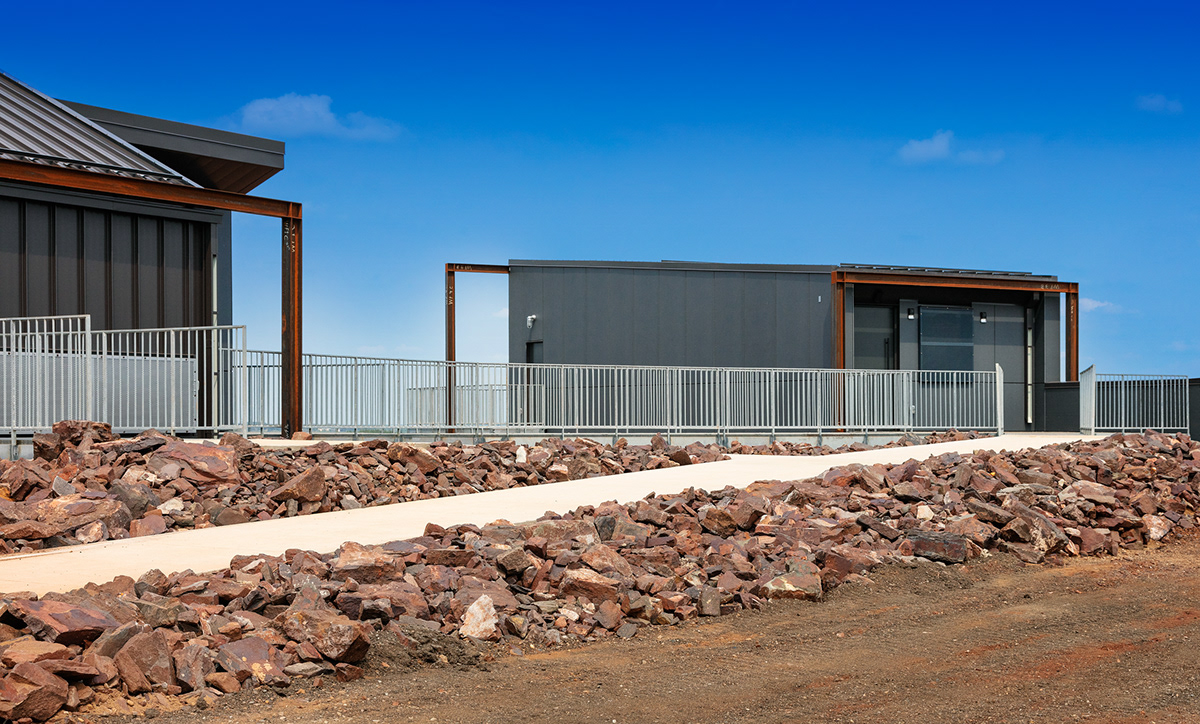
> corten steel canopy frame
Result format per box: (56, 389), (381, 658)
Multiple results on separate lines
(0, 158), (306, 437)
(444, 263), (510, 428)
(830, 268), (1080, 381)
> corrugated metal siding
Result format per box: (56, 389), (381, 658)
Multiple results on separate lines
(509, 265), (833, 368)
(0, 73), (191, 185)
(0, 194), (212, 329)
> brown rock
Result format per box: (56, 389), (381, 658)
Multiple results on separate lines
(697, 505), (737, 537)
(906, 531), (969, 563)
(269, 467), (327, 503)
(0, 520), (60, 540)
(129, 515), (168, 537)
(0, 639), (70, 667)
(278, 609), (371, 663)
(496, 548), (534, 575)
(758, 564), (823, 601)
(335, 662), (364, 682)
(147, 440), (240, 487)
(561, 568), (621, 604)
(215, 636), (288, 686)
(11, 599), (119, 645)
(594, 600), (623, 629)
(1, 661), (69, 721)
(204, 671), (242, 693)
(580, 543), (634, 578)
(173, 644), (216, 693)
(425, 548), (475, 567)
(332, 542), (399, 583)
(113, 630), (175, 688)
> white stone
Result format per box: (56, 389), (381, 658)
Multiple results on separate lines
(515, 446), (527, 464)
(1143, 514), (1172, 541)
(459, 594), (499, 640)
(159, 497), (186, 515)
(915, 504), (934, 520)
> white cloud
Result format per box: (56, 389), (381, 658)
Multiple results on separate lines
(897, 130), (1004, 165)
(492, 307), (509, 318)
(232, 93), (402, 140)
(1080, 297), (1118, 313)
(898, 130), (953, 163)
(1137, 94), (1183, 114)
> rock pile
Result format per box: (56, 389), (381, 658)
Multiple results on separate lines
(0, 422), (732, 556)
(726, 428), (988, 456)
(0, 430), (1193, 719)
(0, 421), (971, 557)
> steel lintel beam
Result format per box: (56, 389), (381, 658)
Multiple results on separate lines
(0, 158), (300, 218)
(833, 269), (1076, 294)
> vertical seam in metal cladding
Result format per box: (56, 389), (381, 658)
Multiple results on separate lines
(17, 199), (26, 317)
(48, 204), (56, 316)
(104, 212), (113, 329)
(75, 207), (85, 315)
(130, 215), (139, 328)
(157, 219), (165, 327)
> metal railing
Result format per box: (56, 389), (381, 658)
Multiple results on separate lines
(1080, 365), (1190, 434)
(1, 315), (248, 437)
(243, 352), (1006, 438)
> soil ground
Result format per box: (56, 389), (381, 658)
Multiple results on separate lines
(97, 537), (1200, 724)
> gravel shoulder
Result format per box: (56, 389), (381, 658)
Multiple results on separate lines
(107, 537), (1200, 724)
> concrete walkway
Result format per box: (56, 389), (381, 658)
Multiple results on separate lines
(2, 433), (1093, 595)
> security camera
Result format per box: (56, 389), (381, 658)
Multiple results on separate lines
(526, 315), (537, 329)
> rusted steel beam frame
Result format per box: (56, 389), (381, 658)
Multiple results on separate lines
(832, 269), (1074, 294)
(443, 263), (511, 429)
(446, 263), (510, 274)
(0, 158), (307, 437)
(832, 278), (846, 369)
(282, 218), (303, 437)
(1066, 289), (1079, 382)
(0, 158), (300, 218)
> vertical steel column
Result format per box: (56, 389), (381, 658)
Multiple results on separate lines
(281, 214), (303, 438)
(1066, 287), (1079, 382)
(445, 266), (456, 429)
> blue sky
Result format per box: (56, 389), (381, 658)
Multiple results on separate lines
(6, 1), (1199, 373)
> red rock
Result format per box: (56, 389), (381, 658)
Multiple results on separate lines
(425, 548), (476, 567)
(757, 567), (823, 601)
(0, 520), (60, 540)
(332, 542), (399, 583)
(214, 636), (288, 686)
(129, 515), (168, 537)
(594, 600), (623, 629)
(697, 506), (737, 537)
(0, 661), (69, 721)
(278, 609), (371, 663)
(269, 467), (327, 503)
(0, 639), (70, 667)
(335, 662), (364, 682)
(561, 568), (621, 604)
(204, 671), (242, 692)
(1076, 526), (1108, 556)
(173, 644), (216, 693)
(906, 531), (969, 563)
(580, 543), (634, 578)
(11, 600), (119, 645)
(113, 630), (175, 688)
(148, 440), (239, 487)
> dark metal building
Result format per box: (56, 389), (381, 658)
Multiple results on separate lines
(505, 259), (1080, 432)
(0, 72), (284, 330)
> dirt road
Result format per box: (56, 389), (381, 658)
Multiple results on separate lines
(104, 539), (1200, 724)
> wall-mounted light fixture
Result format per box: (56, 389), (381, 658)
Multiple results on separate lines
(907, 308), (915, 320)
(980, 311), (988, 324)
(526, 314), (537, 329)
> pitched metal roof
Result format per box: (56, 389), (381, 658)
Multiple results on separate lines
(0, 72), (194, 186)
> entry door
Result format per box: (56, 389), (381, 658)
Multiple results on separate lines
(854, 306), (897, 370)
(974, 303), (1026, 430)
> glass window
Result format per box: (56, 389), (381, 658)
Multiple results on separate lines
(919, 307), (974, 370)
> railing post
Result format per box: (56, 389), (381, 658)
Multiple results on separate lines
(995, 363), (1004, 435)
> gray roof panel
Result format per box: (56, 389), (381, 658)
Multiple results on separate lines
(0, 72), (193, 186)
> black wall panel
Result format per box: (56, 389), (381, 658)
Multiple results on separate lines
(0, 192), (214, 330)
(509, 264), (834, 368)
